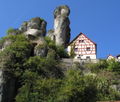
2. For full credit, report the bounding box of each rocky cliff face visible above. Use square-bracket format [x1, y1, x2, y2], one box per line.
[3, 5, 71, 52]
[48, 5, 71, 47]
[20, 17, 47, 56]
[7, 17, 47, 38]
[0, 40, 12, 51]
[20, 17, 47, 38]
[0, 6, 72, 102]
[1, 17, 47, 56]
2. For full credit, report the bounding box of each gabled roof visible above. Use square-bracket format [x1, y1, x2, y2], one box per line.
[68, 32, 97, 45]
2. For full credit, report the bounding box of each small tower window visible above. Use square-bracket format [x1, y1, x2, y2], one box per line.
[79, 40, 84, 43]
[86, 56, 91, 60]
[86, 47, 90, 51]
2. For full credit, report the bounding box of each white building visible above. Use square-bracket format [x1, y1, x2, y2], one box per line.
[107, 55, 116, 61]
[107, 54, 120, 62]
[116, 55, 120, 62]
[67, 32, 97, 60]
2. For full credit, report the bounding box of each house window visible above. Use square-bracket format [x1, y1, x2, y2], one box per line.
[86, 47, 90, 51]
[74, 48, 78, 52]
[77, 55, 81, 58]
[86, 56, 90, 60]
[77, 55, 83, 59]
[79, 40, 84, 43]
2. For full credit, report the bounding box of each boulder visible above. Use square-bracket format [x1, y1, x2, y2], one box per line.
[0, 40, 12, 51]
[34, 37, 48, 57]
[19, 17, 47, 39]
[25, 29, 43, 37]
[19, 21, 28, 32]
[47, 29, 55, 41]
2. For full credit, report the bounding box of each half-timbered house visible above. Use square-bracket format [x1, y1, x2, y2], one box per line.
[67, 32, 97, 60]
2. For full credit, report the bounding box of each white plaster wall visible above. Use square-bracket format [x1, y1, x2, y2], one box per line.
[67, 46, 71, 55]
[107, 55, 115, 60]
[117, 56, 120, 62]
[118, 56, 120, 60]
[67, 45, 97, 60]
[74, 54, 96, 60]
[67, 34, 97, 60]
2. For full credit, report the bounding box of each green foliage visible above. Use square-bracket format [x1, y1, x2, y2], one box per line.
[24, 56, 63, 78]
[86, 59, 120, 74]
[85, 60, 108, 73]
[45, 37, 69, 58]
[0, 33, 120, 102]
[15, 71, 35, 102]
[16, 75, 62, 102]
[56, 46, 69, 58]
[96, 76, 120, 101]
[0, 34, 32, 76]
[36, 43, 47, 49]
[16, 68, 120, 102]
[6, 28, 15, 35]
[45, 37, 56, 50]
[6, 28, 20, 35]
[0, 34, 28, 44]
[47, 49, 57, 60]
[56, 70, 97, 102]
[70, 43, 76, 58]
[107, 59, 120, 73]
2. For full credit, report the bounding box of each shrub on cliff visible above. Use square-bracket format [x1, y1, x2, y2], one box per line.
[0, 34, 33, 76]
[107, 59, 120, 73]
[24, 56, 63, 78]
[0, 32, 120, 102]
[16, 69, 120, 102]
[45, 36, 69, 58]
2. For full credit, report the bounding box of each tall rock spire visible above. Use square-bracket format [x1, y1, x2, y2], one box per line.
[48, 5, 71, 47]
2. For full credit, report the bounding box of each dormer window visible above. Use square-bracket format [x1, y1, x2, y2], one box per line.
[79, 40, 84, 43]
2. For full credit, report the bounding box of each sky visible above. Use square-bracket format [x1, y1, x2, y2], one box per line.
[0, 0, 120, 58]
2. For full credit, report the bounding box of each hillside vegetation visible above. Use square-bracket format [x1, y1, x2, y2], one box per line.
[0, 34, 120, 102]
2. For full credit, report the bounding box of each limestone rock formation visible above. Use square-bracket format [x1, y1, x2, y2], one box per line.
[48, 5, 71, 47]
[33, 37, 48, 57]
[19, 17, 47, 38]
[0, 40, 12, 51]
[7, 17, 47, 39]
[19, 17, 48, 57]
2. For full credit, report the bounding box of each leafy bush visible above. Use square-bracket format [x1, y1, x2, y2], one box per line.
[55, 70, 99, 102]
[56, 46, 69, 58]
[7, 28, 15, 35]
[16, 74, 62, 102]
[107, 59, 120, 73]
[0, 35, 32, 76]
[24, 56, 63, 78]
[45, 37, 69, 58]
[70, 43, 76, 58]
[7, 28, 20, 35]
